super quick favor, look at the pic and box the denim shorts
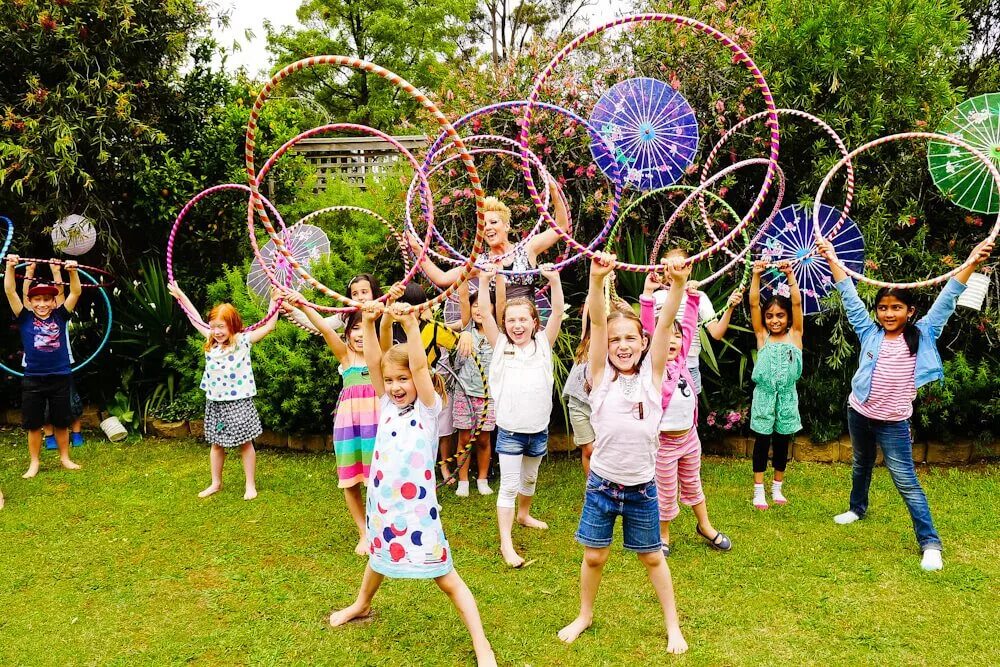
[576,472,662,553]
[496,427,548,457]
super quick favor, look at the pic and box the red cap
[27,284,59,298]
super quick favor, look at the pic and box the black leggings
[752,432,790,473]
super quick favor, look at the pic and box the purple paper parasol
[589,77,699,191]
[247,222,331,300]
[758,204,865,315]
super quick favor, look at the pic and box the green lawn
[1,428,997,666]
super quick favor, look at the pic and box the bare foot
[475,647,498,667]
[666,628,688,654]
[354,539,369,556]
[22,462,40,479]
[60,458,82,471]
[198,484,222,498]
[517,514,548,530]
[243,488,258,501]
[328,603,371,627]
[500,544,525,568]
[0,492,5,510]
[557,615,593,644]
[440,465,455,485]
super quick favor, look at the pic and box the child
[281,273,383,332]
[4,255,82,478]
[479,261,564,568]
[747,259,803,509]
[817,237,992,571]
[282,288,377,556]
[168,282,277,500]
[453,283,497,496]
[22,262,84,448]
[646,248,743,394]
[557,253,687,654]
[329,301,496,667]
[640,264,732,557]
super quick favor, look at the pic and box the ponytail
[431,371,448,404]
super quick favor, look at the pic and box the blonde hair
[483,196,511,225]
[381,344,448,403]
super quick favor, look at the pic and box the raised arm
[920,240,994,339]
[816,236,848,283]
[361,301,386,397]
[748,260,766,345]
[816,239,876,340]
[50,264,67,307]
[167,281,210,336]
[393,304,437,408]
[283,289,351,363]
[245,294,279,344]
[448,278,472,332]
[407,232,464,288]
[540,263,564,347]
[4,255,23,317]
[62,260,82,313]
[21,261,36,309]
[379,282,405,350]
[638,268,664,334]
[478,265,501,346]
[587,253,616,390]
[650,259,688,382]
[706,289,743,340]
[527,180,573,261]
[954,239,993,285]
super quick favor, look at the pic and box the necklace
[618,372,641,401]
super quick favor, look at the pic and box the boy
[4,254,82,478]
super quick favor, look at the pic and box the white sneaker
[477,479,493,495]
[455,481,470,497]
[921,549,943,571]
[834,511,861,525]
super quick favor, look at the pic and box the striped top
[849,335,916,421]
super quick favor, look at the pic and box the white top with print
[201,333,257,401]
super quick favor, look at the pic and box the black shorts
[43,376,83,422]
[22,374,73,430]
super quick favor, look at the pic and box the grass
[1,428,998,666]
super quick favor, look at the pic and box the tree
[469,0,599,65]
[266,0,476,130]
[0,0,207,242]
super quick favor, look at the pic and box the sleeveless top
[489,333,553,433]
[750,336,802,435]
[478,243,539,302]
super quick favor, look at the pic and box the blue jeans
[846,407,942,551]
[576,472,661,553]
[496,427,548,458]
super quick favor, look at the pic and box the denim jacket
[833,277,967,403]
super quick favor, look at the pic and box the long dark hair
[348,273,383,300]
[761,295,793,334]
[874,288,919,355]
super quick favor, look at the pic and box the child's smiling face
[382,362,416,407]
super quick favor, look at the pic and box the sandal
[696,525,733,552]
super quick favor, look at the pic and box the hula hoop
[0,266,112,377]
[3,257,115,288]
[244,56,486,312]
[813,131,1000,288]
[419,100,626,276]
[167,183,285,332]
[519,13,781,272]
[701,108,854,264]
[249,122,436,314]
[0,216,12,259]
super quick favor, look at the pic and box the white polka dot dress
[366,394,452,579]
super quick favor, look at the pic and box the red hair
[204,303,244,351]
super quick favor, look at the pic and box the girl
[640,266,732,557]
[557,253,687,654]
[479,261,564,568]
[453,282,497,496]
[562,306,594,477]
[329,301,496,667]
[282,288,377,557]
[817,237,993,571]
[747,259,803,509]
[281,273,383,332]
[168,282,277,500]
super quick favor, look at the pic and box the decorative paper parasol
[246,222,330,299]
[757,204,865,315]
[929,93,1000,214]
[589,77,699,191]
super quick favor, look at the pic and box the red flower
[39,12,57,31]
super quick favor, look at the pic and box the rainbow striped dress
[333,364,379,488]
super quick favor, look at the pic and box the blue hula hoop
[0,264,113,377]
[0,216,12,258]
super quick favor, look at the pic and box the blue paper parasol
[757,204,865,315]
[589,77,699,191]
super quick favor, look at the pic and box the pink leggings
[654,428,705,521]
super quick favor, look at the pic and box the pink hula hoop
[519,13,781,272]
[814,131,1000,288]
[244,56,485,311]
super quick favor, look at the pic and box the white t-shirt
[658,374,697,431]
[489,333,553,433]
[653,289,716,367]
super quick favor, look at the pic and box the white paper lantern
[51,214,97,255]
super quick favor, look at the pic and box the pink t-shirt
[849,335,917,421]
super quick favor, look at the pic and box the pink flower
[714,0,727,10]
[586,164,597,178]
[441,196,452,206]
[706,413,716,426]
[563,126,576,138]
[715,99,725,114]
